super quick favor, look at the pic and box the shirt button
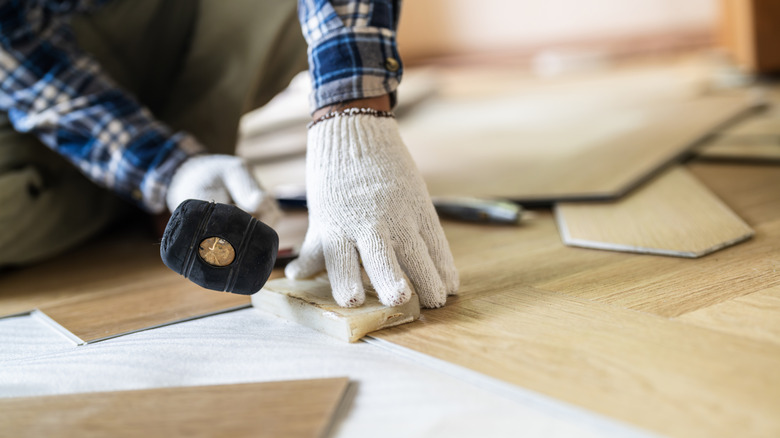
[131,189,142,200]
[384,57,400,72]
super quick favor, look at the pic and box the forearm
[0,0,203,212]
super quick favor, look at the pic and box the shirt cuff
[126,133,204,213]
[308,27,402,112]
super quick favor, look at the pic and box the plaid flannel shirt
[0,0,402,212]
[299,0,402,110]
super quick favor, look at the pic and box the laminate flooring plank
[676,285,780,346]
[539,162,780,317]
[696,134,780,163]
[687,162,780,226]
[37,274,249,343]
[0,378,350,438]
[538,219,780,317]
[373,289,780,438]
[555,167,754,257]
[0,227,168,317]
[721,109,780,136]
[404,94,758,204]
[0,212,309,340]
[439,213,627,302]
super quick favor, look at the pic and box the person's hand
[166,154,281,225]
[284,113,459,308]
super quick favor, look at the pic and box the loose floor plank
[540,162,780,317]
[676,285,780,346]
[404,94,758,204]
[555,167,754,257]
[37,274,249,344]
[721,108,780,136]
[0,378,350,438]
[538,219,780,317]
[687,162,780,226]
[696,134,780,163]
[373,289,780,438]
[0,226,168,317]
[0,212,312,342]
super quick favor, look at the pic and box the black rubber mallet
[160,199,278,295]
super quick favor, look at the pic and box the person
[0,0,458,308]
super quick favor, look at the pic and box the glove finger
[323,236,364,307]
[420,215,460,296]
[397,232,447,308]
[358,234,412,307]
[223,158,265,213]
[284,226,325,279]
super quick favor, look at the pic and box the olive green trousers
[0,0,307,267]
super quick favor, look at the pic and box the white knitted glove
[166,154,281,225]
[285,114,459,308]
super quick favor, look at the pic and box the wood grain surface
[375,289,780,438]
[0,212,312,342]
[403,93,758,204]
[372,161,780,437]
[37,274,249,344]
[541,163,780,317]
[696,134,780,163]
[0,226,169,318]
[555,166,754,257]
[677,284,780,346]
[0,378,350,438]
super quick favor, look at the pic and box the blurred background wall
[398,0,720,64]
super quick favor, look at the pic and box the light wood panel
[555,167,754,257]
[439,213,626,301]
[373,288,780,438]
[538,219,780,317]
[722,109,780,136]
[0,226,168,317]
[539,162,780,317]
[37,274,249,344]
[677,285,780,345]
[0,378,350,438]
[370,159,780,436]
[696,134,780,162]
[687,162,780,226]
[404,94,758,204]
[0,213,312,342]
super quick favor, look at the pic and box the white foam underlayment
[0,308,659,438]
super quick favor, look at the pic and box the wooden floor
[555,166,754,257]
[375,161,780,438]
[2,55,779,437]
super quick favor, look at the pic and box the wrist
[312,94,391,120]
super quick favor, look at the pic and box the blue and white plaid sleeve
[0,0,204,213]
[298,0,402,112]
